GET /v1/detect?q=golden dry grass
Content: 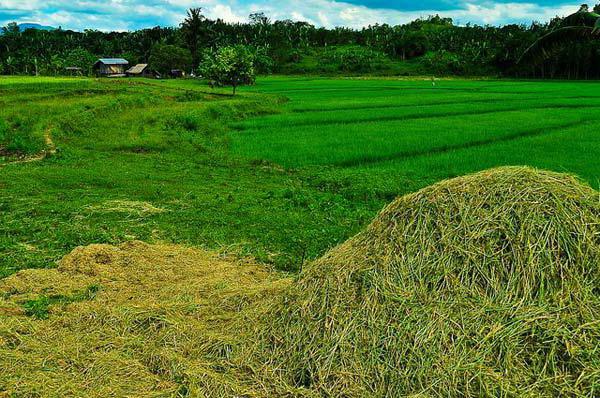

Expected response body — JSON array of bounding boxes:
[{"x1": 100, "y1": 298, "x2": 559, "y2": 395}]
[
  {"x1": 259, "y1": 166, "x2": 600, "y2": 397},
  {"x1": 85, "y1": 200, "x2": 166, "y2": 216},
  {"x1": 0, "y1": 241, "x2": 288, "y2": 397},
  {"x1": 3, "y1": 166, "x2": 600, "y2": 397}
]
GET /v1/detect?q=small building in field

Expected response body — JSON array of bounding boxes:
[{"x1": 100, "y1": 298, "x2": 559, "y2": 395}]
[
  {"x1": 94, "y1": 58, "x2": 129, "y2": 77},
  {"x1": 169, "y1": 69, "x2": 186, "y2": 78},
  {"x1": 126, "y1": 64, "x2": 160, "y2": 78},
  {"x1": 65, "y1": 66, "x2": 83, "y2": 76}
]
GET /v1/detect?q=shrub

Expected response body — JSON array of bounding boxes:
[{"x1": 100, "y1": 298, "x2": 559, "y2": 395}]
[
  {"x1": 149, "y1": 44, "x2": 193, "y2": 76},
  {"x1": 320, "y1": 45, "x2": 388, "y2": 73},
  {"x1": 422, "y1": 50, "x2": 466, "y2": 75}
]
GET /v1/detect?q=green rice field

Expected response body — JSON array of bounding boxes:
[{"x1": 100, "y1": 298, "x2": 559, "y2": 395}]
[
  {"x1": 235, "y1": 78, "x2": 600, "y2": 188},
  {"x1": 1, "y1": 76, "x2": 600, "y2": 277}
]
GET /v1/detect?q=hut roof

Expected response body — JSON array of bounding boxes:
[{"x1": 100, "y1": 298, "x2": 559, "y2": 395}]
[
  {"x1": 95, "y1": 58, "x2": 129, "y2": 66},
  {"x1": 126, "y1": 64, "x2": 149, "y2": 74}
]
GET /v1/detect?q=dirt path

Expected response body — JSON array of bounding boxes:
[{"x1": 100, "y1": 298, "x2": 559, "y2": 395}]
[{"x1": 0, "y1": 127, "x2": 56, "y2": 167}]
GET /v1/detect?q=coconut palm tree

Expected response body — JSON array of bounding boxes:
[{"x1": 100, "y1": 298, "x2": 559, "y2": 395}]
[{"x1": 519, "y1": 4, "x2": 600, "y2": 64}]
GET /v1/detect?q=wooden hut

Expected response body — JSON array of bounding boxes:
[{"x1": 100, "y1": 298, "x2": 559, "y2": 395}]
[
  {"x1": 94, "y1": 58, "x2": 129, "y2": 77},
  {"x1": 169, "y1": 69, "x2": 186, "y2": 78}
]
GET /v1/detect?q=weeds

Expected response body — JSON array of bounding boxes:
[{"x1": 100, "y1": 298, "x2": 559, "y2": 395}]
[{"x1": 22, "y1": 284, "x2": 101, "y2": 319}]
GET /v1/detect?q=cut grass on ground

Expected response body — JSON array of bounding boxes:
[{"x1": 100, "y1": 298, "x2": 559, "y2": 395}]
[{"x1": 2, "y1": 167, "x2": 599, "y2": 397}]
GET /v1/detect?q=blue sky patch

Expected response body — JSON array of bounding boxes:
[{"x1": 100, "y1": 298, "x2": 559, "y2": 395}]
[{"x1": 0, "y1": 0, "x2": 579, "y2": 31}]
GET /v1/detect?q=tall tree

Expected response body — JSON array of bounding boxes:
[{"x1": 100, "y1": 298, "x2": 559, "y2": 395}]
[
  {"x1": 180, "y1": 8, "x2": 206, "y2": 68},
  {"x1": 149, "y1": 43, "x2": 192, "y2": 75}
]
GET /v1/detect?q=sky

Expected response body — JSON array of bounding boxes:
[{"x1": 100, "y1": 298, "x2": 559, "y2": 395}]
[{"x1": 0, "y1": 0, "x2": 581, "y2": 31}]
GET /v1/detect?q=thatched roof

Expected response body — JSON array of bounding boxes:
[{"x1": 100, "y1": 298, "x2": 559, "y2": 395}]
[{"x1": 126, "y1": 64, "x2": 149, "y2": 74}]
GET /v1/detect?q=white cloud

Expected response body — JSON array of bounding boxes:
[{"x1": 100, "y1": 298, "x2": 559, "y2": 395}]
[
  {"x1": 0, "y1": 0, "x2": 580, "y2": 31},
  {"x1": 207, "y1": 4, "x2": 246, "y2": 22},
  {"x1": 317, "y1": 11, "x2": 330, "y2": 26},
  {"x1": 198, "y1": 0, "x2": 577, "y2": 27},
  {"x1": 0, "y1": 0, "x2": 44, "y2": 10},
  {"x1": 456, "y1": 2, "x2": 576, "y2": 24}
]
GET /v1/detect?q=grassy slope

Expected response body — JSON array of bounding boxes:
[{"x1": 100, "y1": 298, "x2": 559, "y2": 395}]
[
  {"x1": 2, "y1": 76, "x2": 600, "y2": 278},
  {"x1": 0, "y1": 77, "x2": 372, "y2": 277}
]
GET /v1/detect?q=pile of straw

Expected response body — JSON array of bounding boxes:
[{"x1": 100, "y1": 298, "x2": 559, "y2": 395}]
[
  {"x1": 0, "y1": 241, "x2": 287, "y2": 397},
  {"x1": 260, "y1": 167, "x2": 600, "y2": 396},
  {"x1": 3, "y1": 167, "x2": 600, "y2": 397}
]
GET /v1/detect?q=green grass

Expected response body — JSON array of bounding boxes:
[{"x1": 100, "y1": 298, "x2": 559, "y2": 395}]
[
  {"x1": 234, "y1": 77, "x2": 600, "y2": 195},
  {"x1": 21, "y1": 284, "x2": 101, "y2": 319},
  {"x1": 0, "y1": 77, "x2": 369, "y2": 277},
  {"x1": 1, "y1": 76, "x2": 600, "y2": 279}
]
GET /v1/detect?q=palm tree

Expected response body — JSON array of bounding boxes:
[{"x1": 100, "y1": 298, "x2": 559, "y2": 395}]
[
  {"x1": 519, "y1": 5, "x2": 600, "y2": 65},
  {"x1": 181, "y1": 8, "x2": 205, "y2": 68}
]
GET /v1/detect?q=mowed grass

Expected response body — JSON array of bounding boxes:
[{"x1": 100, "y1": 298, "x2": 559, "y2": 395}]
[
  {"x1": 2, "y1": 76, "x2": 600, "y2": 279},
  {"x1": 234, "y1": 77, "x2": 600, "y2": 193}
]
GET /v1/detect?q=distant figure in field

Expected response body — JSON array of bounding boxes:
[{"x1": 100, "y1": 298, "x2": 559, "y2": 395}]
[{"x1": 431, "y1": 76, "x2": 436, "y2": 87}]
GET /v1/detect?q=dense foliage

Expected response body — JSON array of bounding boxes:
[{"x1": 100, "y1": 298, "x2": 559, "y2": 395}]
[
  {"x1": 2, "y1": 5, "x2": 600, "y2": 78},
  {"x1": 148, "y1": 44, "x2": 192, "y2": 75}
]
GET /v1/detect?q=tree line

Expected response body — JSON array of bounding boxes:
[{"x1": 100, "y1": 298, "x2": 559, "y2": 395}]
[{"x1": 2, "y1": 5, "x2": 600, "y2": 79}]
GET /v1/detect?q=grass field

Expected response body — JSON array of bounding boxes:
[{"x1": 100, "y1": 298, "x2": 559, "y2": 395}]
[
  {"x1": 234, "y1": 78, "x2": 600, "y2": 187},
  {"x1": 1, "y1": 76, "x2": 600, "y2": 278}
]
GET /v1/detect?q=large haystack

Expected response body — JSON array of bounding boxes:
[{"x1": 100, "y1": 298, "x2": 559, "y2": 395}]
[{"x1": 260, "y1": 167, "x2": 600, "y2": 397}]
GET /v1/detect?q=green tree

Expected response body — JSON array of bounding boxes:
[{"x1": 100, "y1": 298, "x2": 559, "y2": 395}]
[
  {"x1": 2, "y1": 22, "x2": 20, "y2": 35},
  {"x1": 200, "y1": 45, "x2": 256, "y2": 95},
  {"x1": 148, "y1": 44, "x2": 192, "y2": 75},
  {"x1": 180, "y1": 8, "x2": 206, "y2": 68},
  {"x1": 62, "y1": 48, "x2": 96, "y2": 75},
  {"x1": 320, "y1": 45, "x2": 388, "y2": 72},
  {"x1": 519, "y1": 5, "x2": 600, "y2": 77}
]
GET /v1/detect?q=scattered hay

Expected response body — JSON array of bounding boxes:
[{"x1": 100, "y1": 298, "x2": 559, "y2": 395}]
[
  {"x1": 0, "y1": 241, "x2": 288, "y2": 397},
  {"x1": 86, "y1": 199, "x2": 166, "y2": 217},
  {"x1": 3, "y1": 166, "x2": 600, "y2": 397},
  {"x1": 259, "y1": 166, "x2": 600, "y2": 397}
]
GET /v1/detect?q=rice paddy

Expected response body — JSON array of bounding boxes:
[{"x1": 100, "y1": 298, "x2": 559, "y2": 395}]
[
  {"x1": 2, "y1": 76, "x2": 600, "y2": 278},
  {"x1": 233, "y1": 78, "x2": 600, "y2": 192}
]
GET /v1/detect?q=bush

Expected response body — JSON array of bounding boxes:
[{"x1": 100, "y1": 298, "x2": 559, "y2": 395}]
[
  {"x1": 422, "y1": 50, "x2": 466, "y2": 75},
  {"x1": 252, "y1": 46, "x2": 274, "y2": 74},
  {"x1": 320, "y1": 45, "x2": 388, "y2": 73},
  {"x1": 62, "y1": 48, "x2": 96, "y2": 75},
  {"x1": 149, "y1": 44, "x2": 192, "y2": 76}
]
